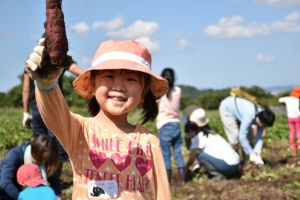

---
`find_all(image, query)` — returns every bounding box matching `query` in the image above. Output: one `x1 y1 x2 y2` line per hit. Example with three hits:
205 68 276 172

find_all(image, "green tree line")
0 74 289 109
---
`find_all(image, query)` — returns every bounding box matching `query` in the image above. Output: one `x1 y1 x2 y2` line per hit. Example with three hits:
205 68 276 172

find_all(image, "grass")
0 106 298 199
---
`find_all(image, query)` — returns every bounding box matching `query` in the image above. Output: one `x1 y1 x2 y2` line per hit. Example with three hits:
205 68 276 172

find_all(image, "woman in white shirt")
185 108 241 180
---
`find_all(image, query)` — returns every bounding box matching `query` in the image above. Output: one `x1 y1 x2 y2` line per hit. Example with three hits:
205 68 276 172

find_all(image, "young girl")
25 39 171 199
279 86 300 153
0 135 59 200
156 68 185 184
185 108 240 180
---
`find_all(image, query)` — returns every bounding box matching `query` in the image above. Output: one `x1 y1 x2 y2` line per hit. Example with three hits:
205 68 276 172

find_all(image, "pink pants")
288 118 300 151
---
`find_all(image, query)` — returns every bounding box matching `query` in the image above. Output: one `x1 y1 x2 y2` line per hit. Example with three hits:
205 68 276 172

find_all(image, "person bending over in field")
219 95 275 166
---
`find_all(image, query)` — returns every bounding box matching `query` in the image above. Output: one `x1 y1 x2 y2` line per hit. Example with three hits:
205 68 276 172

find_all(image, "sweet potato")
44 0 68 65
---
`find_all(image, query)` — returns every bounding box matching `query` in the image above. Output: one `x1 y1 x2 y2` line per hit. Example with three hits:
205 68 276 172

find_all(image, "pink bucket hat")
17 163 47 187
73 40 168 100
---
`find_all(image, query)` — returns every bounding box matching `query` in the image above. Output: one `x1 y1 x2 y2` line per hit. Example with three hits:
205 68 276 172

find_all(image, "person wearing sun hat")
184 108 241 180
279 86 300 153
17 163 56 199
25 38 171 199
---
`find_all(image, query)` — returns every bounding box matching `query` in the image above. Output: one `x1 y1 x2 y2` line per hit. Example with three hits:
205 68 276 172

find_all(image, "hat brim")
193 118 209 127
73 60 168 100
24 178 47 187
183 105 201 119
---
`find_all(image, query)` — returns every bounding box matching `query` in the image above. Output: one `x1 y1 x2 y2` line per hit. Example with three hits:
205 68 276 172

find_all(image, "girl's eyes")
127 77 138 82
99 70 141 83
103 75 113 79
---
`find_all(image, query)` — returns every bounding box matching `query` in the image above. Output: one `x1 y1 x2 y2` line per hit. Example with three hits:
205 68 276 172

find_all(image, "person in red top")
25 38 171 199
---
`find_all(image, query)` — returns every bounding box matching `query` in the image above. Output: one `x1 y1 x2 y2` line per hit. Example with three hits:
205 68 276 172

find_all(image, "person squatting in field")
156 67 186 184
16 163 56 200
219 96 275 166
184 107 241 180
279 86 300 153
0 135 59 200
25 38 171 199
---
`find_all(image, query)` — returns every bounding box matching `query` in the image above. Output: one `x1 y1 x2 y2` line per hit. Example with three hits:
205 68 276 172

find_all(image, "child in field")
185 108 241 180
25 38 171 199
279 86 300 152
16 163 56 200
0 134 59 200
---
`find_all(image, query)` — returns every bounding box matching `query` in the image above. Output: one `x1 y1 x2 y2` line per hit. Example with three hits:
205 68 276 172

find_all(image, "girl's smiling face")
94 69 145 117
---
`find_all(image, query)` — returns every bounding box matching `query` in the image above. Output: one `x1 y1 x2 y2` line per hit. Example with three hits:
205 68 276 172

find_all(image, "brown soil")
60 140 300 200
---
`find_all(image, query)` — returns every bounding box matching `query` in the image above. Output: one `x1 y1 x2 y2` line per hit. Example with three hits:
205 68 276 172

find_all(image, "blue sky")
0 0 299 92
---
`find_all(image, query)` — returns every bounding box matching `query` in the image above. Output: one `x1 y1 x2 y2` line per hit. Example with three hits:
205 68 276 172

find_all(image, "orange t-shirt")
36 87 171 200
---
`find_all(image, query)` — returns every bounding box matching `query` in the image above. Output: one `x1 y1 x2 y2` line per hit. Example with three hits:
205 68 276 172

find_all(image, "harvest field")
1 107 300 199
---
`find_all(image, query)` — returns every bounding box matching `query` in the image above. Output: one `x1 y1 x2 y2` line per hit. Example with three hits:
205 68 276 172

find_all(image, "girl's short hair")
31 135 59 176
88 72 158 124
256 110 275 127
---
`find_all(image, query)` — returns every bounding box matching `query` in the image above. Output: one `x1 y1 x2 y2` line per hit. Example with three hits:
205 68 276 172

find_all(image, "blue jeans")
198 152 240 178
159 122 185 170
31 102 68 161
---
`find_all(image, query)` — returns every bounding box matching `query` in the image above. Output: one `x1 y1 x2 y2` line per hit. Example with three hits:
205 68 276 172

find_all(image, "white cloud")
71 22 89 36
204 12 300 38
285 11 300 21
256 53 275 62
135 37 160 53
177 38 189 51
256 0 300 7
92 17 124 30
204 15 271 38
271 11 300 33
70 19 160 51
107 20 159 39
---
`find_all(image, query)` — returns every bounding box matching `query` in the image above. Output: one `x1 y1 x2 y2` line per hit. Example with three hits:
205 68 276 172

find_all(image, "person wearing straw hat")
24 38 171 199
16 163 56 200
184 108 241 180
279 86 300 153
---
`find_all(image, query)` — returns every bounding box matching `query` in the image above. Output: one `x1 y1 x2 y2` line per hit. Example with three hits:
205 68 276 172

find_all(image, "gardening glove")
25 37 64 92
249 153 257 164
249 153 264 166
255 155 264 165
22 112 32 129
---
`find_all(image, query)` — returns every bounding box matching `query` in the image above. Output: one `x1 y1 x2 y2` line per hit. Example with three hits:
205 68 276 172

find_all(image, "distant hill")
179 84 203 99
264 85 293 95
180 84 295 97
